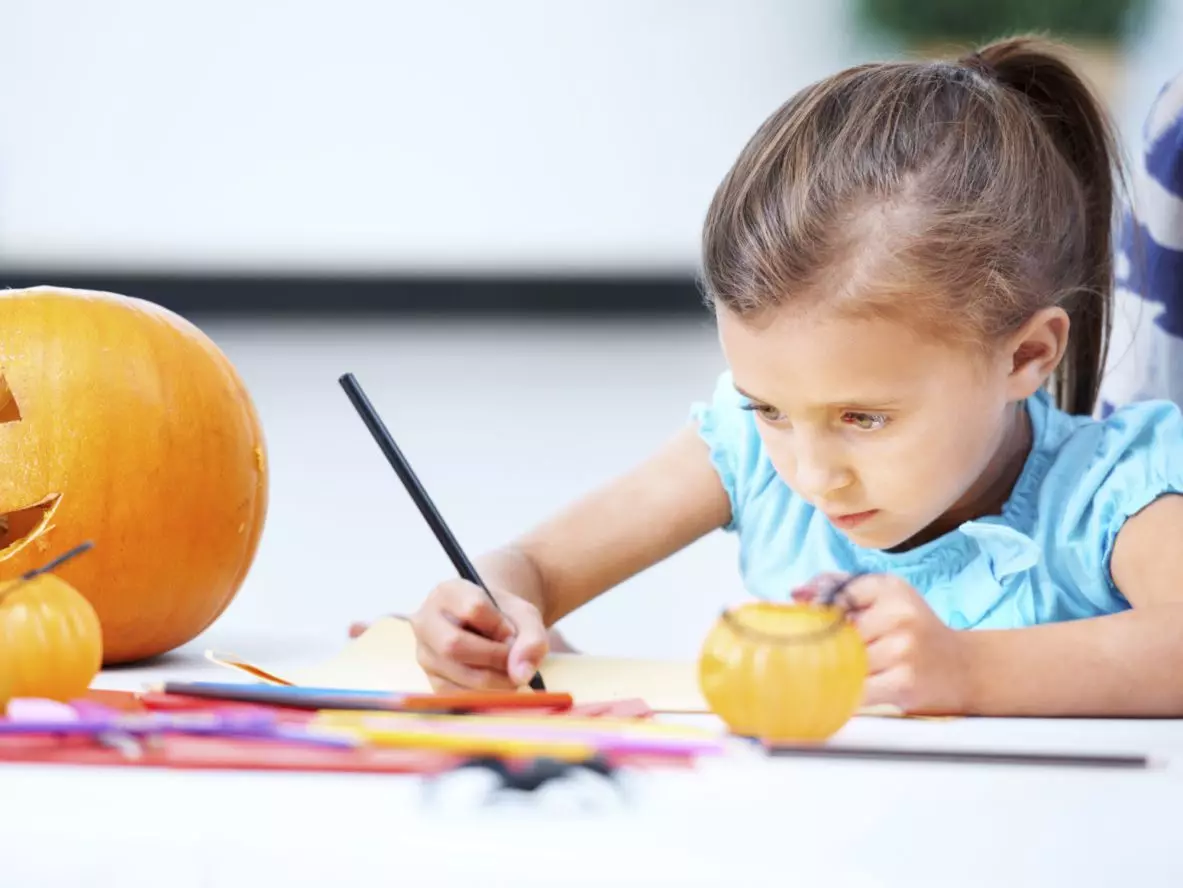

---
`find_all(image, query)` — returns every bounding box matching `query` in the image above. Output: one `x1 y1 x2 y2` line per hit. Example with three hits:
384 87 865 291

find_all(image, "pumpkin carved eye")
0 373 20 424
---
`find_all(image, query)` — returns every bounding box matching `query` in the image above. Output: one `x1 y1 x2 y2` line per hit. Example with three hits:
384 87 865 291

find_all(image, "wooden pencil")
338 372 547 691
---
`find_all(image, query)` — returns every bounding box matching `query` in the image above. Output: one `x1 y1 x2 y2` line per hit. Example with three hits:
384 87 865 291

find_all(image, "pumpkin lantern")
0 542 104 708
0 286 268 663
698 599 868 742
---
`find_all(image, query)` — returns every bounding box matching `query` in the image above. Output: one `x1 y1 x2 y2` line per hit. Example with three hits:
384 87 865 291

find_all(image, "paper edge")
202 627 954 721
204 650 295 686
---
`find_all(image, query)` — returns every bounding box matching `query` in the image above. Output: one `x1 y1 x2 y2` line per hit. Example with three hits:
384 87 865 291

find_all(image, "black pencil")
339 372 547 692
763 743 1151 769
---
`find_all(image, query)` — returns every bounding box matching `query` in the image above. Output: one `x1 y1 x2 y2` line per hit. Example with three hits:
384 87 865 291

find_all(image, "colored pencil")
0 712 358 748
371 723 719 756
155 680 571 713
338 372 548 692
763 743 1152 769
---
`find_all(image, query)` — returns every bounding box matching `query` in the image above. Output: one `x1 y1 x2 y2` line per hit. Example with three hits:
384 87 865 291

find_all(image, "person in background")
1100 72 1183 413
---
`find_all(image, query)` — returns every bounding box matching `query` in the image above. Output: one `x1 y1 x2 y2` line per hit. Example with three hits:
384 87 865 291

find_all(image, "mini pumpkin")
0 542 103 707
698 600 868 742
0 286 268 663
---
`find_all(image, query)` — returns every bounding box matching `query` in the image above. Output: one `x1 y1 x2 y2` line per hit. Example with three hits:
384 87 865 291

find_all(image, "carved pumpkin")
0 545 104 707
0 286 268 663
698 600 867 742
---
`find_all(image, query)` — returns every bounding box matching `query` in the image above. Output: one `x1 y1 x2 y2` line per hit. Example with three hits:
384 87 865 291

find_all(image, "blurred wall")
0 0 867 279
3 0 1176 316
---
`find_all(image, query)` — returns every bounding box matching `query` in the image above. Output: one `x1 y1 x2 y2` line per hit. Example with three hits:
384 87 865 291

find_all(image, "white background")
0 0 877 275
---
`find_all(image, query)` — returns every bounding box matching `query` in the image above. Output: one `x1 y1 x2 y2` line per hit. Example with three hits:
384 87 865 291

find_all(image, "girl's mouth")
829 509 879 530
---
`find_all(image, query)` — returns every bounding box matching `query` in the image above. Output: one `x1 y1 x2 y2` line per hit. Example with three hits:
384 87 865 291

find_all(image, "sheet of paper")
208 616 921 717
210 617 709 711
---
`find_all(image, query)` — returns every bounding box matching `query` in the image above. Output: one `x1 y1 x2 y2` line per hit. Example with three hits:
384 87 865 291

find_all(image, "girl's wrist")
475 545 550 623
957 629 992 716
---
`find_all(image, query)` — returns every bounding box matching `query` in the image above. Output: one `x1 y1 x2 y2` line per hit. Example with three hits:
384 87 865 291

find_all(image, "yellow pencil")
328 722 597 760
315 710 716 738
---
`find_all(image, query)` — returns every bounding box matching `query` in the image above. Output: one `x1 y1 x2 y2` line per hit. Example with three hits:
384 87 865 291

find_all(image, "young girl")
407 36 1183 717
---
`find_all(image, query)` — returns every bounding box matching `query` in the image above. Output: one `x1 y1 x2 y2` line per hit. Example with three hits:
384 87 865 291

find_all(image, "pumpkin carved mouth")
0 372 19 423
0 373 61 561
0 494 62 562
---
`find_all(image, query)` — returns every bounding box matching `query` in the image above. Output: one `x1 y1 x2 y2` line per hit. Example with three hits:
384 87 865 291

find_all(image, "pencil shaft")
338 373 547 692
339 373 484 587
765 744 1149 768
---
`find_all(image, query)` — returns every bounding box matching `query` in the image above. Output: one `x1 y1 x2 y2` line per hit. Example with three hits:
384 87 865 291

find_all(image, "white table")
2 644 1181 888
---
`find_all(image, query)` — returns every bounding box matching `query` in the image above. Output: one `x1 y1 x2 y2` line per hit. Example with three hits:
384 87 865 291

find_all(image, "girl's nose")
793 442 853 500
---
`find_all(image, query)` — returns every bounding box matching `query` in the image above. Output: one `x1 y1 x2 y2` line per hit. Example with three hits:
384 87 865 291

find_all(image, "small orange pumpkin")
0 286 268 663
698 600 868 742
0 544 103 708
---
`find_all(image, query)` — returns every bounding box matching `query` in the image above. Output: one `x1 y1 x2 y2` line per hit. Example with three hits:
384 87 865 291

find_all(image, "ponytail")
970 37 1120 416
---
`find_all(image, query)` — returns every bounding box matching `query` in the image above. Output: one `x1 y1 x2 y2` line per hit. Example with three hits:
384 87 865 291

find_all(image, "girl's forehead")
717 307 978 403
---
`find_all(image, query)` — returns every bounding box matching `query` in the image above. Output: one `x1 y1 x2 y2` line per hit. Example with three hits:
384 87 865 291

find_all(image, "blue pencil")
155 681 405 711
161 681 393 698
155 681 573 713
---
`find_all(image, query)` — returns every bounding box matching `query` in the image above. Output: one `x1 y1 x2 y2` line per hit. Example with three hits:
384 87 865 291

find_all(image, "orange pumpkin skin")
0 286 268 663
0 638 13 709
698 601 868 743
0 574 104 706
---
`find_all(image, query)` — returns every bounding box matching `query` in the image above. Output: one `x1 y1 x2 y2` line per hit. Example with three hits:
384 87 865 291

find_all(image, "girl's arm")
963 494 1183 717
474 423 733 628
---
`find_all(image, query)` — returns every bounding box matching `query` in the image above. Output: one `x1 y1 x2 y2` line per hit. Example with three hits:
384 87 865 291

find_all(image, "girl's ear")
1004 306 1071 401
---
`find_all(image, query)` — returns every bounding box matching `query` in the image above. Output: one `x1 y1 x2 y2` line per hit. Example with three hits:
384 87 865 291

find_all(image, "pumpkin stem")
0 541 94 604
20 540 94 580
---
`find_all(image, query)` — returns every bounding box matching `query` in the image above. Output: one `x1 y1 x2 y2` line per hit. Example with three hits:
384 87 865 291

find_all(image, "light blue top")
691 371 1183 630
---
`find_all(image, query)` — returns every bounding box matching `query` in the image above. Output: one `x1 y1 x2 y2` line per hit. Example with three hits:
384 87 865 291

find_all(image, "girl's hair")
701 36 1121 416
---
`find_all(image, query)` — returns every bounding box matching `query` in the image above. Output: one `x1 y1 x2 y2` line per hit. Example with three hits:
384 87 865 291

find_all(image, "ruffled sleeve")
1053 399 1183 610
689 370 774 532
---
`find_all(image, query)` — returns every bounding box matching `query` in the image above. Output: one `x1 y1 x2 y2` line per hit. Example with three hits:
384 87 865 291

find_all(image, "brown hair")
701 36 1120 416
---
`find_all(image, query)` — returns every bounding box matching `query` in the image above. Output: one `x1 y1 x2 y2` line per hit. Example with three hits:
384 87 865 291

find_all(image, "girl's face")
716 305 1044 551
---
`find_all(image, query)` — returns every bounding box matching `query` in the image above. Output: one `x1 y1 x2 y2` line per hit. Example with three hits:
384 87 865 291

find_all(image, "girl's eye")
741 402 786 423
842 412 888 431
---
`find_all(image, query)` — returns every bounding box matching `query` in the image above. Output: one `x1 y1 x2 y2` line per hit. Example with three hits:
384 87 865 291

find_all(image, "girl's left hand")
793 573 975 715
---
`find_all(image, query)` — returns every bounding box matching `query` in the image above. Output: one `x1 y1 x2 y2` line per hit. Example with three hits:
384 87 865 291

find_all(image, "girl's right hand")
409 579 549 692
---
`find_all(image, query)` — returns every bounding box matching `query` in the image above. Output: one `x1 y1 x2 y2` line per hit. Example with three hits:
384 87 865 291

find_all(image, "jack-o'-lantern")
698 600 867 742
0 286 268 663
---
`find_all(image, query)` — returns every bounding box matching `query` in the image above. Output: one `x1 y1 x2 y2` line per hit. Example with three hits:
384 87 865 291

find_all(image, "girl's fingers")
417 607 512 672
862 632 911 676
790 572 852 603
850 599 913 645
423 673 474 694
861 665 912 710
437 584 516 643
842 576 918 643
416 643 517 691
